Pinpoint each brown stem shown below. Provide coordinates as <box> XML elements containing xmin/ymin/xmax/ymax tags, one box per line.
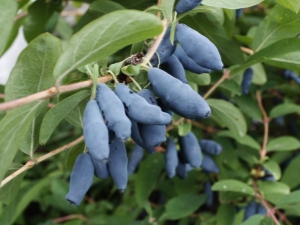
<box><xmin>52</xmin><ymin>214</ymin><xmax>90</xmax><ymax>225</ymax></box>
<box><xmin>190</xmin><ymin>121</ymin><xmax>219</xmax><ymax>133</ymax></box>
<box><xmin>156</xmin><ymin>0</ymin><xmax>162</xmax><ymax>18</ymax></box>
<box><xmin>0</xmin><ymin>94</ymin><xmax>4</xmax><ymax>99</ymax></box>
<box><xmin>256</xmin><ymin>91</ymin><xmax>269</xmax><ymax>161</ymax></box>
<box><xmin>203</xmin><ymin>70</ymin><xmax>230</xmax><ymax>99</ymax></box>
<box><xmin>0</xmin><ymin>75</ymin><xmax>112</xmax><ymax>112</ymax></box>
<box><xmin>14</xmin><ymin>11</ymin><xmax>28</xmax><ymax>23</ymax></box>
<box><xmin>0</xmin><ymin>136</ymin><xmax>84</xmax><ymax>188</ymax></box>
<box><xmin>275</xmin><ymin>210</ymin><xmax>293</xmax><ymax>225</ymax></box>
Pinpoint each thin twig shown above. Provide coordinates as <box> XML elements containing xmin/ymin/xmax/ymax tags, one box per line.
<box><xmin>240</xmin><ymin>46</ymin><xmax>254</xmax><ymax>55</ymax></box>
<box><xmin>0</xmin><ymin>76</ymin><xmax>112</xmax><ymax>112</ymax></box>
<box><xmin>256</xmin><ymin>91</ymin><xmax>269</xmax><ymax>161</ymax></box>
<box><xmin>0</xmin><ymin>136</ymin><xmax>84</xmax><ymax>188</ymax></box>
<box><xmin>190</xmin><ymin>121</ymin><xmax>219</xmax><ymax>133</ymax></box>
<box><xmin>156</xmin><ymin>0</ymin><xmax>162</xmax><ymax>18</ymax></box>
<box><xmin>14</xmin><ymin>11</ymin><xmax>28</xmax><ymax>23</ymax></box>
<box><xmin>203</xmin><ymin>70</ymin><xmax>230</xmax><ymax>99</ymax></box>
<box><xmin>0</xmin><ymin>94</ymin><xmax>4</xmax><ymax>99</ymax></box>
<box><xmin>275</xmin><ymin>210</ymin><xmax>293</xmax><ymax>225</ymax></box>
<box><xmin>142</xmin><ymin>19</ymin><xmax>168</xmax><ymax>67</ymax></box>
<box><xmin>52</xmin><ymin>214</ymin><xmax>90</xmax><ymax>225</ymax></box>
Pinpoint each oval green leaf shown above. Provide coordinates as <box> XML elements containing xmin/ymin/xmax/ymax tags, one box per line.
<box><xmin>212</xmin><ymin>179</ymin><xmax>255</xmax><ymax>196</ymax></box>
<box><xmin>266</xmin><ymin>136</ymin><xmax>300</xmax><ymax>152</ymax></box>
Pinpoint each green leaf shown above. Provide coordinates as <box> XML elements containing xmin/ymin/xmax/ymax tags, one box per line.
<box><xmin>5</xmin><ymin>33</ymin><xmax>62</xmax><ymax>101</ymax></box>
<box><xmin>218</xmin><ymin>130</ymin><xmax>260</xmax><ymax>150</ymax></box>
<box><xmin>269</xmin><ymin>103</ymin><xmax>300</xmax><ymax>118</ymax></box>
<box><xmin>242</xmin><ymin>215</ymin><xmax>264</xmax><ymax>225</ymax></box>
<box><xmin>54</xmin><ymin>10</ymin><xmax>163</xmax><ymax>83</ymax></box>
<box><xmin>252</xmin><ymin>63</ymin><xmax>267</xmax><ymax>85</ymax></box>
<box><xmin>121</xmin><ymin>64</ymin><xmax>141</xmax><ymax>76</ymax></box>
<box><xmin>207</xmin><ymin>99</ymin><xmax>247</xmax><ymax>137</ymax></box>
<box><xmin>65</xmin><ymin>96</ymin><xmax>90</xmax><ymax>128</ymax></box>
<box><xmin>161</xmin><ymin>0</ymin><xmax>175</xmax><ymax>21</ymax></box>
<box><xmin>266</xmin><ymin>136</ymin><xmax>300</xmax><ymax>152</ymax></box>
<box><xmin>212</xmin><ymin>179</ymin><xmax>255</xmax><ymax>196</ymax></box>
<box><xmin>89</xmin><ymin>0</ymin><xmax>125</xmax><ymax>12</ymax></box>
<box><xmin>263</xmin><ymin>160</ymin><xmax>281</xmax><ymax>180</ymax></box>
<box><xmin>66</xmin><ymin>143</ymin><xmax>85</xmax><ymax>172</ymax></box>
<box><xmin>23</xmin><ymin>0</ymin><xmax>62</xmax><ymax>42</ymax></box>
<box><xmin>135</xmin><ymin>154</ymin><xmax>164</xmax><ymax>207</ymax></box>
<box><xmin>202</xmin><ymin>0</ymin><xmax>263</xmax><ymax>9</ymax></box>
<box><xmin>40</xmin><ymin>90</ymin><xmax>90</xmax><ymax>144</ymax></box>
<box><xmin>234</xmin><ymin>95</ymin><xmax>262</xmax><ymax>120</ymax></box>
<box><xmin>252</xmin><ymin>4</ymin><xmax>300</xmax><ymax>51</ymax></box>
<box><xmin>276</xmin><ymin>190</ymin><xmax>300</xmax><ymax>208</ymax></box>
<box><xmin>277</xmin><ymin>0</ymin><xmax>300</xmax><ymax>14</ymax></box>
<box><xmin>281</xmin><ymin>154</ymin><xmax>300</xmax><ymax>189</ymax></box>
<box><xmin>0</xmin><ymin>101</ymin><xmax>42</xmax><ymax>183</ymax></box>
<box><xmin>0</xmin><ymin>163</ymin><xmax>26</xmax><ymax>204</ymax></box>
<box><xmin>258</xmin><ymin>181</ymin><xmax>290</xmax><ymax>197</ymax></box>
<box><xmin>216</xmin><ymin>204</ymin><xmax>236</xmax><ymax>225</ymax></box>
<box><xmin>161</xmin><ymin>194</ymin><xmax>206</xmax><ymax>220</ymax></box>
<box><xmin>177</xmin><ymin>5</ymin><xmax>215</xmax><ymax>20</ymax></box>
<box><xmin>130</xmin><ymin>41</ymin><xmax>144</xmax><ymax>55</ymax></box>
<box><xmin>230</xmin><ymin>38</ymin><xmax>300</xmax><ymax>76</ymax></box>
<box><xmin>109</xmin><ymin>62</ymin><xmax>123</xmax><ymax>76</ymax></box>
<box><xmin>178</xmin><ymin>123</ymin><xmax>192</xmax><ymax>136</ymax></box>
<box><xmin>264</xmin><ymin>51</ymin><xmax>300</xmax><ymax>71</ymax></box>
<box><xmin>20</xmin><ymin>101</ymin><xmax>48</xmax><ymax>155</ymax></box>
<box><xmin>0</xmin><ymin>178</ymin><xmax>50</xmax><ymax>224</ymax></box>
<box><xmin>186</xmin><ymin>72</ymin><xmax>211</xmax><ymax>85</ymax></box>
<box><xmin>0</xmin><ymin>0</ymin><xmax>17</xmax><ymax>56</ymax></box>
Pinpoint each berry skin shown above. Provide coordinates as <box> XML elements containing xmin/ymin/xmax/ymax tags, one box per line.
<box><xmin>236</xmin><ymin>8</ymin><xmax>243</xmax><ymax>18</ymax></box>
<box><xmin>174</xmin><ymin>46</ymin><xmax>211</xmax><ymax>74</ymax></box>
<box><xmin>160</xmin><ymin>55</ymin><xmax>188</xmax><ymax>83</ymax></box>
<box><xmin>241</xmin><ymin>68</ymin><xmax>254</xmax><ymax>95</ymax></box>
<box><xmin>148</xmin><ymin>68</ymin><xmax>211</xmax><ymax>120</ymax></box>
<box><xmin>90</xmin><ymin>154</ymin><xmax>109</xmax><ymax>179</ymax></box>
<box><xmin>256</xmin><ymin>204</ymin><xmax>267</xmax><ymax>215</ymax></box>
<box><xmin>96</xmin><ymin>84</ymin><xmax>131</xmax><ymax>140</ymax></box>
<box><xmin>199</xmin><ymin>139</ymin><xmax>222</xmax><ymax>155</ymax></box>
<box><xmin>179</xmin><ymin>132</ymin><xmax>202</xmax><ymax>168</ymax></box>
<box><xmin>83</xmin><ymin>100</ymin><xmax>109</xmax><ymax>162</ymax></box>
<box><xmin>130</xmin><ymin>119</ymin><xmax>156</xmax><ymax>154</ymax></box>
<box><xmin>243</xmin><ymin>202</ymin><xmax>258</xmax><ymax>221</ymax></box>
<box><xmin>165</xmin><ymin>138</ymin><xmax>179</xmax><ymax>178</ymax></box>
<box><xmin>175</xmin><ymin>0</ymin><xmax>202</xmax><ymax>14</ymax></box>
<box><xmin>128</xmin><ymin>144</ymin><xmax>144</xmax><ymax>175</ymax></box>
<box><xmin>108</xmin><ymin>139</ymin><xmax>128</xmax><ymax>192</ymax></box>
<box><xmin>176</xmin><ymin>161</ymin><xmax>187</xmax><ymax>179</ymax></box>
<box><xmin>201</xmin><ymin>154</ymin><xmax>219</xmax><ymax>173</ymax></box>
<box><xmin>65</xmin><ymin>153</ymin><xmax>94</xmax><ymax>206</ymax></box>
<box><xmin>204</xmin><ymin>181</ymin><xmax>213</xmax><ymax>207</ymax></box>
<box><xmin>176</xmin><ymin>24</ymin><xmax>223</xmax><ymax>71</ymax></box>
<box><xmin>137</xmin><ymin>89</ymin><xmax>166</xmax><ymax>147</ymax></box>
<box><xmin>283</xmin><ymin>70</ymin><xmax>300</xmax><ymax>84</ymax></box>
<box><xmin>115</xmin><ymin>83</ymin><xmax>171</xmax><ymax>125</ymax></box>
<box><xmin>150</xmin><ymin>26</ymin><xmax>176</xmax><ymax>67</ymax></box>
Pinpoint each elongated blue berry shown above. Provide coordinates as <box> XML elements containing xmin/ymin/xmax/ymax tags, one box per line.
<box><xmin>236</xmin><ymin>8</ymin><xmax>243</xmax><ymax>18</ymax></box>
<box><xmin>130</xmin><ymin>119</ymin><xmax>156</xmax><ymax>154</ymax></box>
<box><xmin>241</xmin><ymin>68</ymin><xmax>253</xmax><ymax>95</ymax></box>
<box><xmin>176</xmin><ymin>161</ymin><xmax>187</xmax><ymax>179</ymax></box>
<box><xmin>160</xmin><ymin>55</ymin><xmax>188</xmax><ymax>83</ymax></box>
<box><xmin>115</xmin><ymin>83</ymin><xmax>171</xmax><ymax>125</ymax></box>
<box><xmin>108</xmin><ymin>139</ymin><xmax>128</xmax><ymax>192</ymax></box>
<box><xmin>243</xmin><ymin>202</ymin><xmax>258</xmax><ymax>221</ymax></box>
<box><xmin>204</xmin><ymin>181</ymin><xmax>213</xmax><ymax>207</ymax></box>
<box><xmin>83</xmin><ymin>100</ymin><xmax>109</xmax><ymax>161</ymax></box>
<box><xmin>148</xmin><ymin>68</ymin><xmax>211</xmax><ymax>119</ymax></box>
<box><xmin>201</xmin><ymin>155</ymin><xmax>219</xmax><ymax>173</ymax></box>
<box><xmin>90</xmin><ymin>155</ymin><xmax>109</xmax><ymax>179</ymax></box>
<box><xmin>176</xmin><ymin>24</ymin><xmax>223</xmax><ymax>71</ymax></box>
<box><xmin>150</xmin><ymin>26</ymin><xmax>176</xmax><ymax>67</ymax></box>
<box><xmin>179</xmin><ymin>132</ymin><xmax>202</xmax><ymax>168</ymax></box>
<box><xmin>128</xmin><ymin>145</ymin><xmax>144</xmax><ymax>175</ymax></box>
<box><xmin>175</xmin><ymin>0</ymin><xmax>202</xmax><ymax>14</ymax></box>
<box><xmin>66</xmin><ymin>153</ymin><xmax>94</xmax><ymax>206</ymax></box>
<box><xmin>165</xmin><ymin>138</ymin><xmax>179</xmax><ymax>178</ymax></box>
<box><xmin>138</xmin><ymin>89</ymin><xmax>166</xmax><ymax>147</ymax></box>
<box><xmin>283</xmin><ymin>70</ymin><xmax>300</xmax><ymax>84</ymax></box>
<box><xmin>256</xmin><ymin>204</ymin><xmax>267</xmax><ymax>215</ymax></box>
<box><xmin>174</xmin><ymin>46</ymin><xmax>211</xmax><ymax>74</ymax></box>
<box><xmin>96</xmin><ymin>84</ymin><xmax>131</xmax><ymax>140</ymax></box>
<box><xmin>199</xmin><ymin>139</ymin><xmax>222</xmax><ymax>155</ymax></box>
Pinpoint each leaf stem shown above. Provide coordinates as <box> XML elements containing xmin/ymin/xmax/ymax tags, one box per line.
<box><xmin>256</xmin><ymin>90</ymin><xmax>269</xmax><ymax>161</ymax></box>
<box><xmin>0</xmin><ymin>136</ymin><xmax>84</xmax><ymax>188</ymax></box>
<box><xmin>0</xmin><ymin>76</ymin><xmax>112</xmax><ymax>112</ymax></box>
<box><xmin>128</xmin><ymin>76</ymin><xmax>142</xmax><ymax>91</ymax></box>
<box><xmin>52</xmin><ymin>214</ymin><xmax>90</xmax><ymax>225</ymax></box>
<box><xmin>203</xmin><ymin>70</ymin><xmax>230</xmax><ymax>99</ymax></box>
<box><xmin>142</xmin><ymin>18</ymin><xmax>168</xmax><ymax>67</ymax></box>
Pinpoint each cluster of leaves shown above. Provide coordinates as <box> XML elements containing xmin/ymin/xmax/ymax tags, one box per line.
<box><xmin>0</xmin><ymin>0</ymin><xmax>300</xmax><ymax>225</ymax></box>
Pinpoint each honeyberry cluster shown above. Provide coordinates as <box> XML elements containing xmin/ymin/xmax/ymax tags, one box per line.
<box><xmin>243</xmin><ymin>202</ymin><xmax>267</xmax><ymax>221</ymax></box>
<box><xmin>66</xmin><ymin>0</ymin><xmax>226</xmax><ymax>206</ymax></box>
